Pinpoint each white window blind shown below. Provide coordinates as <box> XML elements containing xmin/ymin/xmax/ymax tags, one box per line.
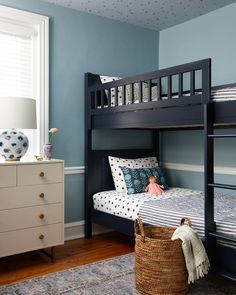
<box><xmin>0</xmin><ymin>6</ymin><xmax>49</xmax><ymax>158</ymax></box>
<box><xmin>0</xmin><ymin>23</ymin><xmax>35</xmax><ymax>156</ymax></box>
<box><xmin>0</xmin><ymin>30</ymin><xmax>34</xmax><ymax>97</ymax></box>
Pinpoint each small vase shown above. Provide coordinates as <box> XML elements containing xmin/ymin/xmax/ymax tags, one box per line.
<box><xmin>43</xmin><ymin>143</ymin><xmax>53</xmax><ymax>160</ymax></box>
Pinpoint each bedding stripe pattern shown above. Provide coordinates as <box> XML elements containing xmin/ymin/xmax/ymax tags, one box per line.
<box><xmin>139</xmin><ymin>194</ymin><xmax>236</xmax><ymax>247</ymax></box>
<box><xmin>211</xmin><ymin>87</ymin><xmax>236</xmax><ymax>101</ymax></box>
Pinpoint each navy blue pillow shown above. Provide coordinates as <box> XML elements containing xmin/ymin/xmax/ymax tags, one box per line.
<box><xmin>120</xmin><ymin>166</ymin><xmax>168</xmax><ymax>195</ymax></box>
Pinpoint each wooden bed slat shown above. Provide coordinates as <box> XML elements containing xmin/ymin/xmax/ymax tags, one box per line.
<box><xmin>101</xmin><ymin>90</ymin><xmax>104</xmax><ymax>109</ymax></box>
<box><xmin>108</xmin><ymin>88</ymin><xmax>111</xmax><ymax>107</ymax></box>
<box><xmin>130</xmin><ymin>83</ymin><xmax>134</xmax><ymax>104</ymax></box>
<box><xmin>158</xmin><ymin>78</ymin><xmax>161</xmax><ymax>100</ymax></box>
<box><xmin>94</xmin><ymin>91</ymin><xmax>97</xmax><ymax>109</ymax></box>
<box><xmin>179</xmin><ymin>73</ymin><xmax>183</xmax><ymax>97</ymax></box>
<box><xmin>115</xmin><ymin>87</ymin><xmax>118</xmax><ymax>106</ymax></box>
<box><xmin>147</xmin><ymin>80</ymin><xmax>151</xmax><ymax>102</ymax></box>
<box><xmin>168</xmin><ymin>75</ymin><xmax>172</xmax><ymax>99</ymax></box>
<box><xmin>191</xmin><ymin>70</ymin><xmax>195</xmax><ymax>95</ymax></box>
<box><xmin>122</xmin><ymin>85</ymin><xmax>126</xmax><ymax>105</ymax></box>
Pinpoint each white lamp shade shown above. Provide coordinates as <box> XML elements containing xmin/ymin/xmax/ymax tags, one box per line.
<box><xmin>0</xmin><ymin>97</ymin><xmax>36</xmax><ymax>129</ymax></box>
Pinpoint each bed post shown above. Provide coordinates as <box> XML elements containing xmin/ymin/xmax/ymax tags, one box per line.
<box><xmin>84</xmin><ymin>73</ymin><xmax>93</xmax><ymax>239</ymax></box>
<box><xmin>152</xmin><ymin>130</ymin><xmax>159</xmax><ymax>161</ymax></box>
<box><xmin>203</xmin><ymin>59</ymin><xmax>216</xmax><ymax>258</ymax></box>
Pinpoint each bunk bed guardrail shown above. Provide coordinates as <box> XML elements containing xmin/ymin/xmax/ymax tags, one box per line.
<box><xmin>87</xmin><ymin>58</ymin><xmax>211</xmax><ymax>116</ymax></box>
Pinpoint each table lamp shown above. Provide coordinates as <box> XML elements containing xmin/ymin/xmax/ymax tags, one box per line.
<box><xmin>0</xmin><ymin>97</ymin><xmax>37</xmax><ymax>161</ymax></box>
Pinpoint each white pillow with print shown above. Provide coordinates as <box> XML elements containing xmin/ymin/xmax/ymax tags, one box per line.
<box><xmin>108</xmin><ymin>156</ymin><xmax>158</xmax><ymax>193</ymax></box>
<box><xmin>100</xmin><ymin>76</ymin><xmax>158</xmax><ymax>105</ymax></box>
<box><xmin>100</xmin><ymin>75</ymin><xmax>122</xmax><ymax>106</ymax></box>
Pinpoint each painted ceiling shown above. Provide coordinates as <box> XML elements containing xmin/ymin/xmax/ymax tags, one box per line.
<box><xmin>41</xmin><ymin>0</ymin><xmax>236</xmax><ymax>30</ymax></box>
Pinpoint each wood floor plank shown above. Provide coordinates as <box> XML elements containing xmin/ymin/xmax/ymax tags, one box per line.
<box><xmin>0</xmin><ymin>232</ymin><xmax>134</xmax><ymax>286</ymax></box>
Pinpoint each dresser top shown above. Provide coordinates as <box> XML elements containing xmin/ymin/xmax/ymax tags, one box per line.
<box><xmin>0</xmin><ymin>158</ymin><xmax>64</xmax><ymax>166</ymax></box>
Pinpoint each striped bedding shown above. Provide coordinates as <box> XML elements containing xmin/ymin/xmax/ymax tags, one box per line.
<box><xmin>93</xmin><ymin>187</ymin><xmax>236</xmax><ymax>247</ymax></box>
<box><xmin>211</xmin><ymin>87</ymin><xmax>236</xmax><ymax>101</ymax></box>
<box><xmin>139</xmin><ymin>191</ymin><xmax>236</xmax><ymax>247</ymax></box>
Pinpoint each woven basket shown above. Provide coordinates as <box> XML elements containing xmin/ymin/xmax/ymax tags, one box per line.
<box><xmin>135</xmin><ymin>218</ymin><xmax>188</xmax><ymax>295</ymax></box>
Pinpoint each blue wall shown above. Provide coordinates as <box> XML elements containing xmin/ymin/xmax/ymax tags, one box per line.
<box><xmin>160</xmin><ymin>130</ymin><xmax>236</xmax><ymax>192</ymax></box>
<box><xmin>159</xmin><ymin>3</ymin><xmax>236</xmax><ymax>190</ymax></box>
<box><xmin>0</xmin><ymin>0</ymin><xmax>158</xmax><ymax>222</ymax></box>
<box><xmin>159</xmin><ymin>3</ymin><xmax>236</xmax><ymax>85</ymax></box>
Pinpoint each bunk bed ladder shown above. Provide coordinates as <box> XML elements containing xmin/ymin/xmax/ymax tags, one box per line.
<box><xmin>204</xmin><ymin>103</ymin><xmax>236</xmax><ymax>282</ymax></box>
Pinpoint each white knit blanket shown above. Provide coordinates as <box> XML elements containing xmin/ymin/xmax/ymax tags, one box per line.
<box><xmin>171</xmin><ymin>225</ymin><xmax>210</xmax><ymax>284</ymax></box>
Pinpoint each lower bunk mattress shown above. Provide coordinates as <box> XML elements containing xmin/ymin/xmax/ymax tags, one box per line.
<box><xmin>93</xmin><ymin>187</ymin><xmax>236</xmax><ymax>247</ymax></box>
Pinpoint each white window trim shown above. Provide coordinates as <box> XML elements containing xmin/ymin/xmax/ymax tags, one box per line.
<box><xmin>0</xmin><ymin>5</ymin><xmax>49</xmax><ymax>152</ymax></box>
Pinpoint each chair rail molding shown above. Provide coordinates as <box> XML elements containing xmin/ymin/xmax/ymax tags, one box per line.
<box><xmin>162</xmin><ymin>162</ymin><xmax>236</xmax><ymax>175</ymax></box>
<box><xmin>63</xmin><ymin>164</ymin><xmax>236</xmax><ymax>175</ymax></box>
<box><xmin>64</xmin><ymin>166</ymin><xmax>85</xmax><ymax>175</ymax></box>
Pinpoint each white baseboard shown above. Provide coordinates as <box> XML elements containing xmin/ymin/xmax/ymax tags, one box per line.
<box><xmin>64</xmin><ymin>220</ymin><xmax>112</xmax><ymax>241</ymax></box>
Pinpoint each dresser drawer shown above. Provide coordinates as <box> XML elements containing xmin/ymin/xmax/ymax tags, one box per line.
<box><xmin>17</xmin><ymin>163</ymin><xmax>63</xmax><ymax>185</ymax></box>
<box><xmin>0</xmin><ymin>183</ymin><xmax>63</xmax><ymax>210</ymax></box>
<box><xmin>0</xmin><ymin>165</ymin><xmax>16</xmax><ymax>188</ymax></box>
<box><xmin>0</xmin><ymin>223</ymin><xmax>63</xmax><ymax>258</ymax></box>
<box><xmin>0</xmin><ymin>203</ymin><xmax>62</xmax><ymax>233</ymax></box>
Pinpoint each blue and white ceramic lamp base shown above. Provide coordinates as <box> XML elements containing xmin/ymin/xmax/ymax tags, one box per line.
<box><xmin>0</xmin><ymin>129</ymin><xmax>28</xmax><ymax>161</ymax></box>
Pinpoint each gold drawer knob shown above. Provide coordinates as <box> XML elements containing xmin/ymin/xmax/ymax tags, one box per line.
<box><xmin>39</xmin><ymin>193</ymin><xmax>45</xmax><ymax>198</ymax></box>
<box><xmin>39</xmin><ymin>172</ymin><xmax>45</xmax><ymax>177</ymax></box>
<box><xmin>39</xmin><ymin>214</ymin><xmax>44</xmax><ymax>219</ymax></box>
<box><xmin>39</xmin><ymin>234</ymin><xmax>44</xmax><ymax>240</ymax></box>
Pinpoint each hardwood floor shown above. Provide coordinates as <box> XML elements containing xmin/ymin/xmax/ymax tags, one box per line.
<box><xmin>0</xmin><ymin>232</ymin><xmax>134</xmax><ymax>286</ymax></box>
<box><xmin>1</xmin><ymin>232</ymin><xmax>235</xmax><ymax>290</ymax></box>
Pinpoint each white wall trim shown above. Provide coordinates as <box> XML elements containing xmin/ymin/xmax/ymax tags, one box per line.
<box><xmin>162</xmin><ymin>162</ymin><xmax>236</xmax><ymax>175</ymax></box>
<box><xmin>64</xmin><ymin>166</ymin><xmax>85</xmax><ymax>175</ymax></box>
<box><xmin>0</xmin><ymin>4</ymin><xmax>49</xmax><ymax>22</ymax></box>
<box><xmin>64</xmin><ymin>220</ymin><xmax>111</xmax><ymax>241</ymax></box>
<box><xmin>63</xmin><ymin>163</ymin><xmax>236</xmax><ymax>176</ymax></box>
<box><xmin>38</xmin><ymin>16</ymin><xmax>49</xmax><ymax>152</ymax></box>
<box><xmin>64</xmin><ymin>221</ymin><xmax>85</xmax><ymax>241</ymax></box>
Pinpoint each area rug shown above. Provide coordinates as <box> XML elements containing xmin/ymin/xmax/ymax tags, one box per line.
<box><xmin>0</xmin><ymin>254</ymin><xmax>235</xmax><ymax>295</ymax></box>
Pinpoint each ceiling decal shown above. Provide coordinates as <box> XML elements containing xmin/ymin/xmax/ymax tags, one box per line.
<box><xmin>41</xmin><ymin>0</ymin><xmax>235</xmax><ymax>30</ymax></box>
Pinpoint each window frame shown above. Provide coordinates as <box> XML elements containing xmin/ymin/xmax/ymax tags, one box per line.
<box><xmin>0</xmin><ymin>5</ymin><xmax>49</xmax><ymax>153</ymax></box>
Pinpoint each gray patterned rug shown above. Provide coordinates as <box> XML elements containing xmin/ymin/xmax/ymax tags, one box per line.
<box><xmin>0</xmin><ymin>253</ymin><xmax>235</xmax><ymax>295</ymax></box>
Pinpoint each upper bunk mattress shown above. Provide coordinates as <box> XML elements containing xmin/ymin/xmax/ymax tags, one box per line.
<box><xmin>93</xmin><ymin>187</ymin><xmax>236</xmax><ymax>246</ymax></box>
<box><xmin>211</xmin><ymin>87</ymin><xmax>236</xmax><ymax>101</ymax></box>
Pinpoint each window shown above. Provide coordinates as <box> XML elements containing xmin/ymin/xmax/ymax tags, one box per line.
<box><xmin>0</xmin><ymin>5</ymin><xmax>49</xmax><ymax>155</ymax></box>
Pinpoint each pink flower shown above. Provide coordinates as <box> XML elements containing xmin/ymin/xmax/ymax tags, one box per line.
<box><xmin>49</xmin><ymin>128</ymin><xmax>58</xmax><ymax>134</ymax></box>
<box><xmin>49</xmin><ymin>127</ymin><xmax>58</xmax><ymax>143</ymax></box>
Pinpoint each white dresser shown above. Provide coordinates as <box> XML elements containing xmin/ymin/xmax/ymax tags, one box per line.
<box><xmin>0</xmin><ymin>159</ymin><xmax>64</xmax><ymax>259</ymax></box>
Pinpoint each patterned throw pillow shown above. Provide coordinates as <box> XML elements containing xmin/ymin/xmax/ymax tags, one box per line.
<box><xmin>120</xmin><ymin>166</ymin><xmax>168</xmax><ymax>195</ymax></box>
<box><xmin>108</xmin><ymin>156</ymin><xmax>158</xmax><ymax>193</ymax></box>
<box><xmin>100</xmin><ymin>76</ymin><xmax>123</xmax><ymax>106</ymax></box>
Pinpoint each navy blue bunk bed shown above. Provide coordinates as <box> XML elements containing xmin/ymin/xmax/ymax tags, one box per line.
<box><xmin>84</xmin><ymin>58</ymin><xmax>236</xmax><ymax>281</ymax></box>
